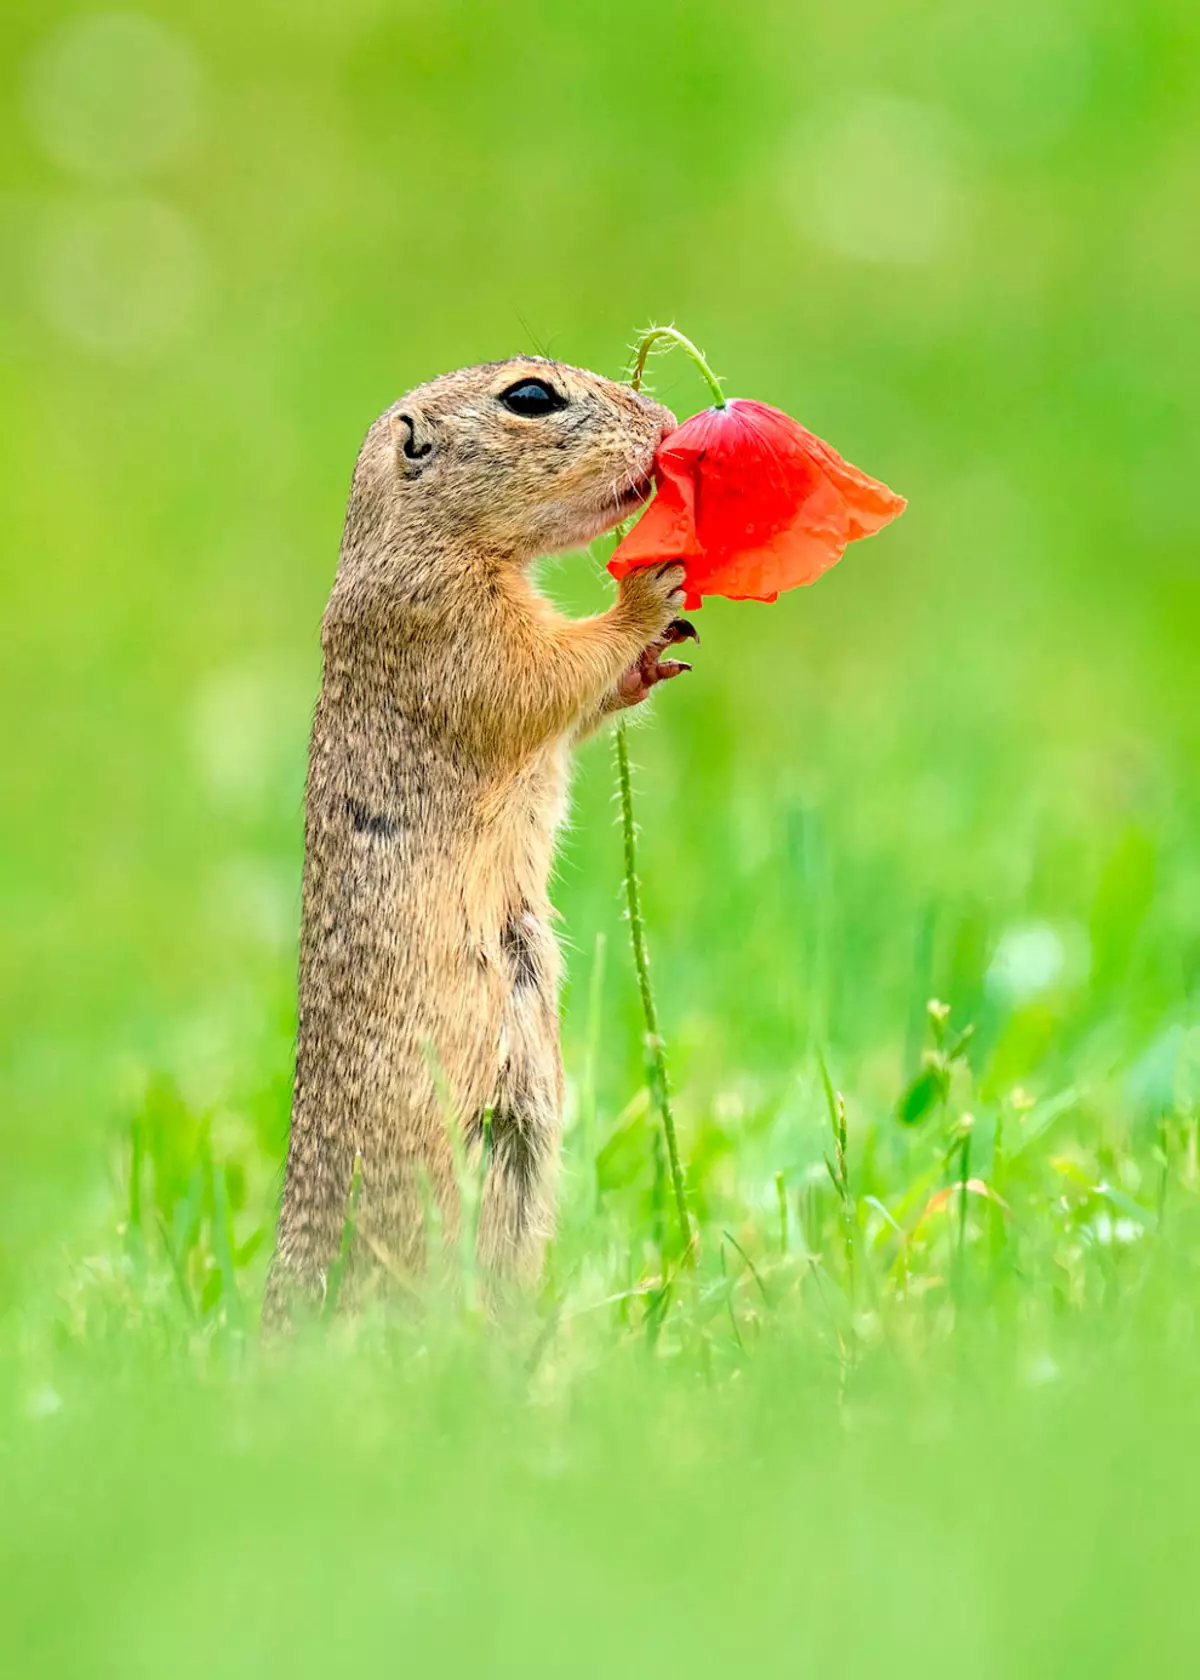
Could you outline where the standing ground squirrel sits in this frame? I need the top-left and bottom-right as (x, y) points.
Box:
(264, 357), (695, 1323)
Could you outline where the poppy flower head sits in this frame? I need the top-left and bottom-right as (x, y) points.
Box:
(608, 398), (906, 610)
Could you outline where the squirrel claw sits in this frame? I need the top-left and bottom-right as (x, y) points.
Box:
(663, 617), (699, 647)
(615, 645), (695, 707)
(640, 637), (693, 686)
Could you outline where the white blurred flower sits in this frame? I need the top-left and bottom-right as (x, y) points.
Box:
(987, 921), (1089, 1002)
(25, 1385), (63, 1419)
(1089, 1212), (1144, 1247)
(1025, 1354), (1060, 1387)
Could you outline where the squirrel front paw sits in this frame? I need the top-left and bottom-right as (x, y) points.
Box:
(616, 563), (688, 642)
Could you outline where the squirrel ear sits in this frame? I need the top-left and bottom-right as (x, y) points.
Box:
(389, 406), (437, 476)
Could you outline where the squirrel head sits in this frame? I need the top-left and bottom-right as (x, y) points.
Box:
(345, 358), (675, 578)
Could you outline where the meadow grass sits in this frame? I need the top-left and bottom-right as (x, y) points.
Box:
(3, 0), (1199, 1672)
(6, 708), (1199, 1673)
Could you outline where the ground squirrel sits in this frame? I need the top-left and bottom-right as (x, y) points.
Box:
(264, 357), (695, 1323)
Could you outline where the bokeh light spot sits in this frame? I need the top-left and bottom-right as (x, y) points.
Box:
(23, 12), (205, 183)
(797, 96), (966, 266)
(36, 195), (206, 360)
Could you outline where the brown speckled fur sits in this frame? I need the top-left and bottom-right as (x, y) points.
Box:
(263, 358), (682, 1325)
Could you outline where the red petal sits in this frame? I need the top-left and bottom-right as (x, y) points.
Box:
(607, 471), (701, 571)
(609, 398), (905, 606)
(797, 423), (907, 540)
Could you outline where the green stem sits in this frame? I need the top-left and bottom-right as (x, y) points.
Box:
(615, 720), (691, 1252)
(629, 325), (726, 408)
(581, 932), (607, 1218)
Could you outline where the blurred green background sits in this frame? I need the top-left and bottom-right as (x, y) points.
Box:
(2, 2), (1199, 1674)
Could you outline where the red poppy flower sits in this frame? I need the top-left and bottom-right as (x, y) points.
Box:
(609, 399), (906, 610)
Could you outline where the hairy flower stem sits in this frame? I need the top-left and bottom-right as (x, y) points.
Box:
(606, 322), (712, 1262)
(615, 721), (692, 1255)
(629, 324), (725, 408)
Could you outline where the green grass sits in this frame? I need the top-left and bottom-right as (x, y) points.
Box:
(3, 0), (1200, 1673)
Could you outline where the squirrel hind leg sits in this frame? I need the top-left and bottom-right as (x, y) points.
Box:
(474, 927), (564, 1282)
(473, 1076), (560, 1284)
(260, 1247), (325, 1336)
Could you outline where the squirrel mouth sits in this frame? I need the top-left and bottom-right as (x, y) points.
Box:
(617, 474), (654, 510)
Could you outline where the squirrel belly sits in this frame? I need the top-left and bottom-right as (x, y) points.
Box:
(264, 357), (687, 1326)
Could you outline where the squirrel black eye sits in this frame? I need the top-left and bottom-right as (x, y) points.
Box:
(499, 378), (568, 418)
